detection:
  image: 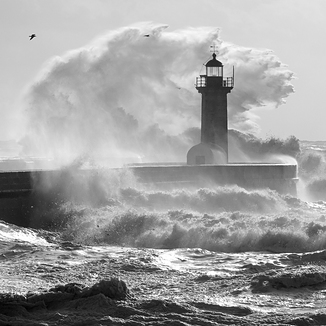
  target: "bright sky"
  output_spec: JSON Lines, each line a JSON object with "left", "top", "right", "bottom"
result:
{"left": 1, "top": 0, "right": 325, "bottom": 141}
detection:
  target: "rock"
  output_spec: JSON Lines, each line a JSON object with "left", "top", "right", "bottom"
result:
{"left": 0, "top": 302, "right": 29, "bottom": 317}
{"left": 49, "top": 282, "right": 84, "bottom": 295}
{"left": 65, "top": 293, "right": 116, "bottom": 312}
{"left": 191, "top": 302, "right": 253, "bottom": 316}
{"left": 0, "top": 278, "right": 129, "bottom": 317}
{"left": 27, "top": 291, "right": 75, "bottom": 306}
{"left": 81, "top": 278, "right": 128, "bottom": 300}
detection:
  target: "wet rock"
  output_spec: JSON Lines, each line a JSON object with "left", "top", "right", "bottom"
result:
{"left": 310, "top": 313, "right": 326, "bottom": 325}
{"left": 64, "top": 293, "right": 116, "bottom": 312}
{"left": 191, "top": 302, "right": 253, "bottom": 316}
{"left": 0, "top": 302, "right": 29, "bottom": 317}
{"left": 288, "top": 316, "right": 315, "bottom": 326}
{"left": 0, "top": 293, "right": 25, "bottom": 303}
{"left": 0, "top": 299, "right": 46, "bottom": 317}
{"left": 45, "top": 278, "right": 128, "bottom": 301}
{"left": 27, "top": 291, "right": 75, "bottom": 306}
{"left": 136, "top": 299, "right": 193, "bottom": 314}
{"left": 49, "top": 282, "right": 84, "bottom": 295}
{"left": 0, "top": 278, "right": 128, "bottom": 317}
{"left": 81, "top": 278, "right": 128, "bottom": 300}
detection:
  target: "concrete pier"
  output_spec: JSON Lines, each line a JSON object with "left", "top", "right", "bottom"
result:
{"left": 130, "top": 163, "right": 298, "bottom": 194}
{"left": 0, "top": 163, "right": 297, "bottom": 227}
{"left": 0, "top": 164, "right": 298, "bottom": 197}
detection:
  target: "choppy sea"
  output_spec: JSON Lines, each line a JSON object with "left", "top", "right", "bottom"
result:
{"left": 1, "top": 140, "right": 326, "bottom": 325}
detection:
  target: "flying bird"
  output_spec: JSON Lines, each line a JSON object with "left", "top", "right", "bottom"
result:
{"left": 143, "top": 34, "right": 150, "bottom": 37}
{"left": 29, "top": 34, "right": 36, "bottom": 40}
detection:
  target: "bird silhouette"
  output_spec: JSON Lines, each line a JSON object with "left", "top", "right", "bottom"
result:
{"left": 143, "top": 34, "right": 150, "bottom": 37}
{"left": 29, "top": 34, "right": 36, "bottom": 40}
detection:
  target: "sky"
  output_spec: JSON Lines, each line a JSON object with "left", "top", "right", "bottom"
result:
{"left": 1, "top": 0, "right": 325, "bottom": 144}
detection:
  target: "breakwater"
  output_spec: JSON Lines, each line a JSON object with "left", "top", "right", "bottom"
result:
{"left": 0, "top": 163, "right": 297, "bottom": 227}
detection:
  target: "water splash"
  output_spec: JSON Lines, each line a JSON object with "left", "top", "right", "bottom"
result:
{"left": 20, "top": 23, "right": 294, "bottom": 167}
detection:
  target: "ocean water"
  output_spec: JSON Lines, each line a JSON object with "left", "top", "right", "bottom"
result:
{"left": 1, "top": 141, "right": 326, "bottom": 325}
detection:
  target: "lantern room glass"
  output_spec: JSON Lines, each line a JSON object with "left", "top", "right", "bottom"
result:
{"left": 207, "top": 66, "right": 223, "bottom": 77}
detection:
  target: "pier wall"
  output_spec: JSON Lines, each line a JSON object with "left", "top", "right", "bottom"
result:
{"left": 0, "top": 163, "right": 297, "bottom": 227}
{"left": 130, "top": 164, "right": 298, "bottom": 194}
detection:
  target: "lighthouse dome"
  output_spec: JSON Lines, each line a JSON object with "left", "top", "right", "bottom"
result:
{"left": 206, "top": 53, "right": 223, "bottom": 67}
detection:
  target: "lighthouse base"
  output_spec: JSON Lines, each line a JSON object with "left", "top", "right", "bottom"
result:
{"left": 187, "top": 142, "right": 227, "bottom": 165}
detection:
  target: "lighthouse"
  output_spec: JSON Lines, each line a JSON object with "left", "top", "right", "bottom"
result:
{"left": 187, "top": 52, "right": 234, "bottom": 165}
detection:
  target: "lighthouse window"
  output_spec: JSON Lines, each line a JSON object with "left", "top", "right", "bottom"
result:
{"left": 207, "top": 66, "right": 223, "bottom": 77}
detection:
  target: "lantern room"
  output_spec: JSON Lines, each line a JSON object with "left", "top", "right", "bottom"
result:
{"left": 196, "top": 53, "right": 234, "bottom": 89}
{"left": 206, "top": 53, "right": 223, "bottom": 76}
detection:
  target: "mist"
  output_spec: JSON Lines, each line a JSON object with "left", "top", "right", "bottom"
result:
{"left": 19, "top": 22, "right": 295, "bottom": 168}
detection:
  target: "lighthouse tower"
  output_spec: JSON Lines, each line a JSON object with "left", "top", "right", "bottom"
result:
{"left": 187, "top": 52, "right": 234, "bottom": 165}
